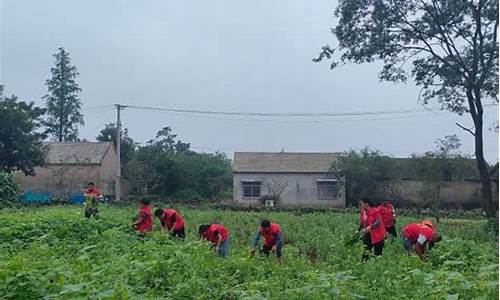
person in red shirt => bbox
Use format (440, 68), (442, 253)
(380, 199), (397, 238)
(154, 208), (185, 239)
(402, 220), (441, 261)
(132, 199), (153, 234)
(251, 219), (284, 263)
(360, 198), (386, 261)
(83, 182), (102, 219)
(199, 223), (229, 257)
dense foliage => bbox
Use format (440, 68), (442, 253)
(0, 172), (20, 206)
(44, 47), (84, 142)
(0, 205), (497, 299)
(0, 90), (47, 175)
(96, 122), (137, 166)
(315, 0), (499, 217)
(125, 127), (232, 200)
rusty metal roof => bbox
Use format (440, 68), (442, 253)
(43, 142), (115, 165)
(233, 152), (340, 173)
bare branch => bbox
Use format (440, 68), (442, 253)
(455, 122), (476, 136)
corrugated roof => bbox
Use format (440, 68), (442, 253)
(43, 142), (114, 165)
(233, 152), (340, 173)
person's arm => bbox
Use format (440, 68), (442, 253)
(415, 234), (428, 260)
(169, 214), (177, 233)
(363, 218), (381, 232)
(252, 232), (261, 249)
(214, 231), (222, 251)
(132, 212), (147, 227)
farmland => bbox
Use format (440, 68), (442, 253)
(0, 205), (497, 299)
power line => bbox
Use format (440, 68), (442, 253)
(124, 104), (429, 117)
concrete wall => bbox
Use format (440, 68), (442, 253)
(373, 179), (499, 208)
(233, 172), (346, 207)
(98, 147), (118, 196)
(15, 165), (101, 196)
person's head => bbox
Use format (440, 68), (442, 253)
(261, 219), (271, 229)
(140, 198), (150, 206)
(87, 182), (95, 188)
(421, 220), (434, 228)
(154, 208), (164, 218)
(360, 197), (371, 209)
(382, 199), (391, 206)
(198, 224), (211, 238)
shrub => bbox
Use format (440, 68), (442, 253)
(0, 172), (20, 206)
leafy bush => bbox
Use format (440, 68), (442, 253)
(0, 172), (20, 206)
(0, 205), (497, 299)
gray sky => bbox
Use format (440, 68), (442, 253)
(1, 0), (498, 162)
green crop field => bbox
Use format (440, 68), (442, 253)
(0, 205), (498, 299)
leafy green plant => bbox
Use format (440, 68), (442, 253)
(0, 172), (20, 206)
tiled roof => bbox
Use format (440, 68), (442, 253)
(43, 142), (114, 164)
(233, 152), (340, 173)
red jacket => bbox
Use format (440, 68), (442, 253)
(380, 203), (395, 228)
(85, 187), (101, 197)
(161, 209), (185, 231)
(259, 223), (283, 247)
(137, 206), (153, 233)
(402, 223), (434, 244)
(204, 224), (229, 244)
(367, 206), (386, 244)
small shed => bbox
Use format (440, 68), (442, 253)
(15, 142), (117, 198)
(233, 152), (346, 207)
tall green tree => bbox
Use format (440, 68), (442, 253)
(43, 47), (83, 142)
(96, 123), (136, 165)
(330, 147), (399, 204)
(316, 0), (499, 217)
(0, 89), (47, 175)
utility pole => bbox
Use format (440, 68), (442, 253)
(115, 104), (126, 201)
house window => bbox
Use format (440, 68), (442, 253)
(242, 181), (261, 198)
(317, 180), (337, 200)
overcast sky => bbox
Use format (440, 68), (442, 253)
(1, 0), (498, 162)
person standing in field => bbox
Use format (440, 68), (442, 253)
(199, 223), (229, 257)
(402, 220), (442, 261)
(250, 219), (285, 263)
(83, 182), (102, 219)
(132, 199), (153, 234)
(154, 208), (186, 239)
(360, 198), (386, 261)
(381, 199), (397, 238)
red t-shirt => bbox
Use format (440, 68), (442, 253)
(367, 206), (386, 244)
(402, 223), (434, 244)
(137, 206), (153, 233)
(380, 204), (395, 228)
(259, 223), (283, 247)
(85, 187), (101, 197)
(204, 224), (229, 243)
(161, 209), (185, 231)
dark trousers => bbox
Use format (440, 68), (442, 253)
(171, 227), (185, 239)
(261, 244), (282, 258)
(362, 233), (384, 261)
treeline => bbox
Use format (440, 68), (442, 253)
(0, 47), (232, 202)
(97, 124), (232, 200)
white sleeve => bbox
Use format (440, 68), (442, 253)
(417, 234), (428, 245)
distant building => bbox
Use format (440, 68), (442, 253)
(15, 142), (117, 197)
(232, 152), (346, 207)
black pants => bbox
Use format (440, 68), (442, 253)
(362, 233), (384, 260)
(386, 226), (397, 237)
(171, 227), (185, 239)
(261, 244), (282, 258)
